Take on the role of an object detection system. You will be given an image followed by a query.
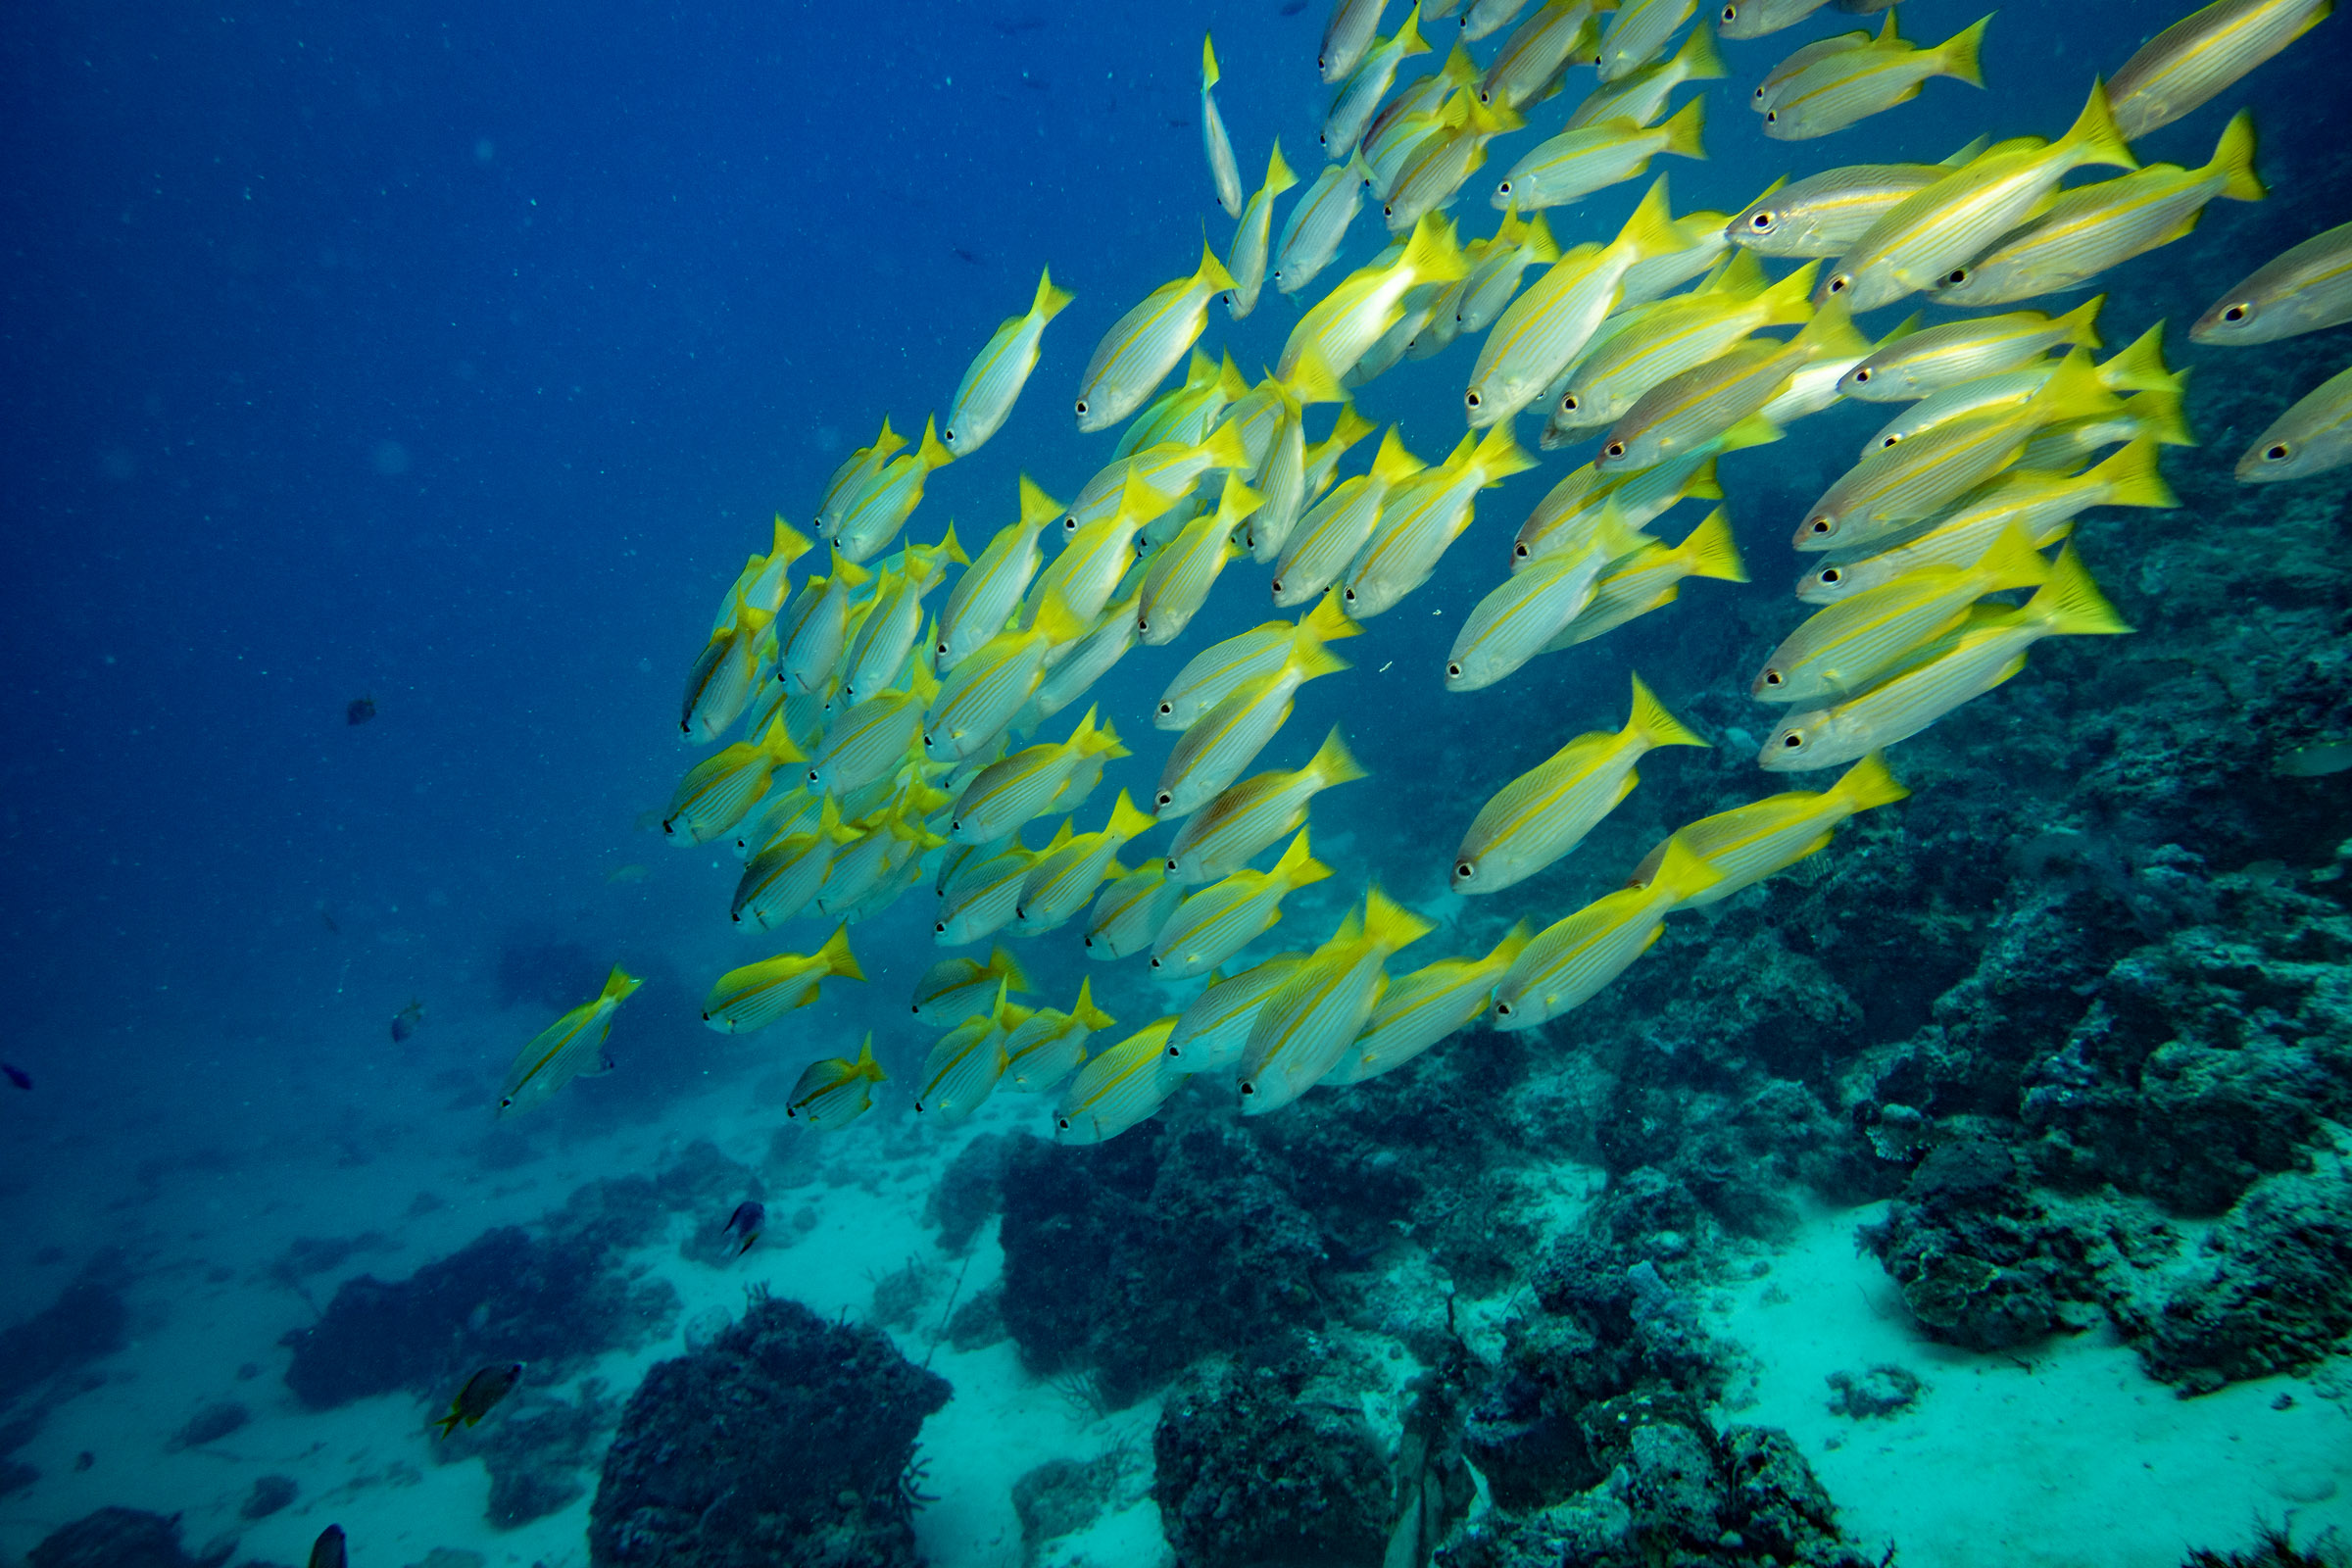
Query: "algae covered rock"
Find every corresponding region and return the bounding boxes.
[2140,1156,2352,1393]
[1152,1357,1389,1568]
[587,1295,950,1567]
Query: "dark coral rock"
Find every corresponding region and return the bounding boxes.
[1825,1364,1923,1419]
[587,1296,950,1567]
[1012,1453,1128,1557]
[439,1381,615,1529]
[997,1124,1325,1407]
[281,1225,677,1411]
[1152,1358,1388,1568]
[2139,1160,2352,1394]
[0,1456,34,1497]
[1862,1135,2060,1350]
[26,1508,231,1568]
[0,1251,130,1404]
[2182,1522,2352,1568]
[923,1132,1012,1254]
[167,1401,249,1450]
[238,1474,297,1519]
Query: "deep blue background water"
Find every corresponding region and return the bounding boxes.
[1,0,2335,1166]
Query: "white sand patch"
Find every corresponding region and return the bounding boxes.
[1707,1202,2352,1567]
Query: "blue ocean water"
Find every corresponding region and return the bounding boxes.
[4,0,2351,1563]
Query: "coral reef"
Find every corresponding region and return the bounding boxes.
[2183,1524,2352,1568]
[1011,1450,1138,1563]
[586,1295,950,1567]
[25,1509,230,1568]
[237,1473,298,1518]
[1152,1356,1390,1568]
[922,1131,1013,1253]
[0,1251,130,1406]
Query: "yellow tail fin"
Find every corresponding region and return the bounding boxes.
[1792,296,1870,362]
[1027,590,1091,649]
[1362,885,1437,953]
[1325,404,1378,454]
[2031,346,2125,424]
[1201,32,1221,92]
[1196,238,1240,295]
[2129,381,2196,446]
[1072,977,1116,1033]
[1625,671,1710,749]
[1614,175,1684,265]
[1307,725,1370,788]
[987,944,1034,996]
[819,924,866,982]
[2095,321,2179,394]
[2028,543,2132,637]
[1657,97,1707,162]
[2055,294,2105,351]
[2085,433,2177,510]
[1272,828,1332,889]
[1937,14,1991,88]
[1677,508,1746,583]
[855,1033,887,1081]
[1394,2,1429,60]
[1977,522,2053,595]
[1708,247,1767,300]
[600,966,643,1004]
[1487,919,1535,970]
[1265,139,1299,197]
[1650,836,1724,904]
[1753,261,1821,329]
[1197,419,1252,473]
[1472,421,1538,481]
[917,416,954,470]
[1300,592,1366,643]
[1017,474,1063,532]
[1831,750,1909,812]
[1687,456,1725,502]
[1674,17,1725,80]
[1290,634,1354,681]
[2060,79,2139,172]
[2206,109,2265,202]
[1105,789,1158,843]
[1371,427,1427,485]
[1032,267,1075,322]
[1399,212,1470,284]
[1284,344,1349,407]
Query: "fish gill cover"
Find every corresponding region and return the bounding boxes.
[2,0,2351,1562]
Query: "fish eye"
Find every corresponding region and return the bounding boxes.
[909,1002,921,1013]
[1155,791,1174,808]
[806,767,821,785]
[1942,268,1969,286]
[1478,88,1493,105]
[1455,860,1475,879]
[1465,389,1483,408]
[1149,956,1162,968]
[1852,368,1872,383]
[1270,576,1285,593]
[1782,731,1805,748]
[2223,303,2250,322]
[1497,179,1512,195]
[1827,275,1849,294]
[1157,701,1174,715]
[1074,399,1090,416]
[1722,3,1737,18]
[944,427,957,443]
[935,640,949,656]
[1240,1080,1256,1096]
[1821,567,1843,584]
[1496,1001,1513,1016]
[1763,668,1785,686]
[1164,857,1179,872]
[1880,435,1900,449]
[934,920,948,933]
[1056,1116,1072,1130]
[1562,392,1580,412]
[1383,203,1396,217]
[499,1096,513,1107]
[2266,442,2293,463]
[1344,586,1358,602]
[1446,662,1462,678]
[1807,515,1834,535]
[1765,111,1778,123]
[1604,441,1627,460]
[1514,542,1529,558]
[1062,515,1080,533]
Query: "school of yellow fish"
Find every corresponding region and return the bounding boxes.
[504,0,2348,1144]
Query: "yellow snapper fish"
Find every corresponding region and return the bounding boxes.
[1551,254,1818,432]
[1449,208,1562,337]
[1166,726,1368,885]
[731,799,858,930]
[1491,838,1720,1030]
[910,944,1032,1027]
[1139,477,1260,648]
[498,966,641,1116]
[1322,0,1392,81]
[936,478,1058,672]
[833,417,954,564]
[1121,351,1246,458]
[815,417,906,541]
[1751,27,1872,113]
[1838,297,2105,401]
[1464,177,1681,427]
[1762,13,1988,140]
[1244,391,1314,564]
[1275,151,1372,299]
[1859,322,2177,457]
[702,925,864,1035]
[1380,92,1525,234]
[1481,0,1610,108]
[843,531,966,701]
[2237,363,2352,483]
[1546,505,1746,647]
[1760,543,2130,770]
[1200,34,1244,219]
[680,601,776,744]
[1151,830,1333,978]
[1165,955,1309,1073]
[1754,524,2048,705]
[1628,751,1907,904]
[1154,634,1352,815]
[1325,6,1433,158]
[1452,672,1707,894]
[1594,0,1699,82]
[1324,921,1534,1085]
[1344,424,1538,617]
[807,668,940,800]
[1054,1017,1182,1144]
[1718,0,1838,40]
[1061,421,1250,543]
[1492,97,1706,213]
[1076,242,1239,432]
[1274,429,1429,607]
[943,270,1075,459]
[1016,790,1159,933]
[1797,435,2174,604]
[1280,215,1468,383]
[1021,585,1144,730]
[1514,444,1723,566]
[1084,864,1185,958]
[936,832,1046,945]
[1004,978,1118,1092]
[1365,42,1478,162]
[1155,595,1362,730]
[1565,22,1725,130]
[1240,888,1434,1113]
[2015,381,2194,471]
[783,1034,887,1131]
[780,550,874,696]
[1792,350,2121,550]
[1934,113,2264,308]
[2192,217,2352,346]
[1725,136,1996,257]
[1593,294,1869,472]
[1463,0,1541,40]
[1821,83,2139,313]
[2107,0,2332,139]
[1301,405,1381,508]
[717,516,816,626]
[1362,91,1450,203]
[664,717,804,846]
[1446,505,1651,691]
[914,984,1017,1121]
[950,706,1130,845]
[813,808,942,919]
[1025,473,1182,629]
[923,594,1089,762]
[1226,144,1299,320]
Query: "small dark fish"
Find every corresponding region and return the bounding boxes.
[434,1362,522,1438]
[951,246,982,266]
[2,1062,28,1091]
[320,908,341,935]
[308,1526,347,1568]
[1281,0,1308,13]
[346,695,377,725]
[391,999,425,1044]
[722,1200,765,1258]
